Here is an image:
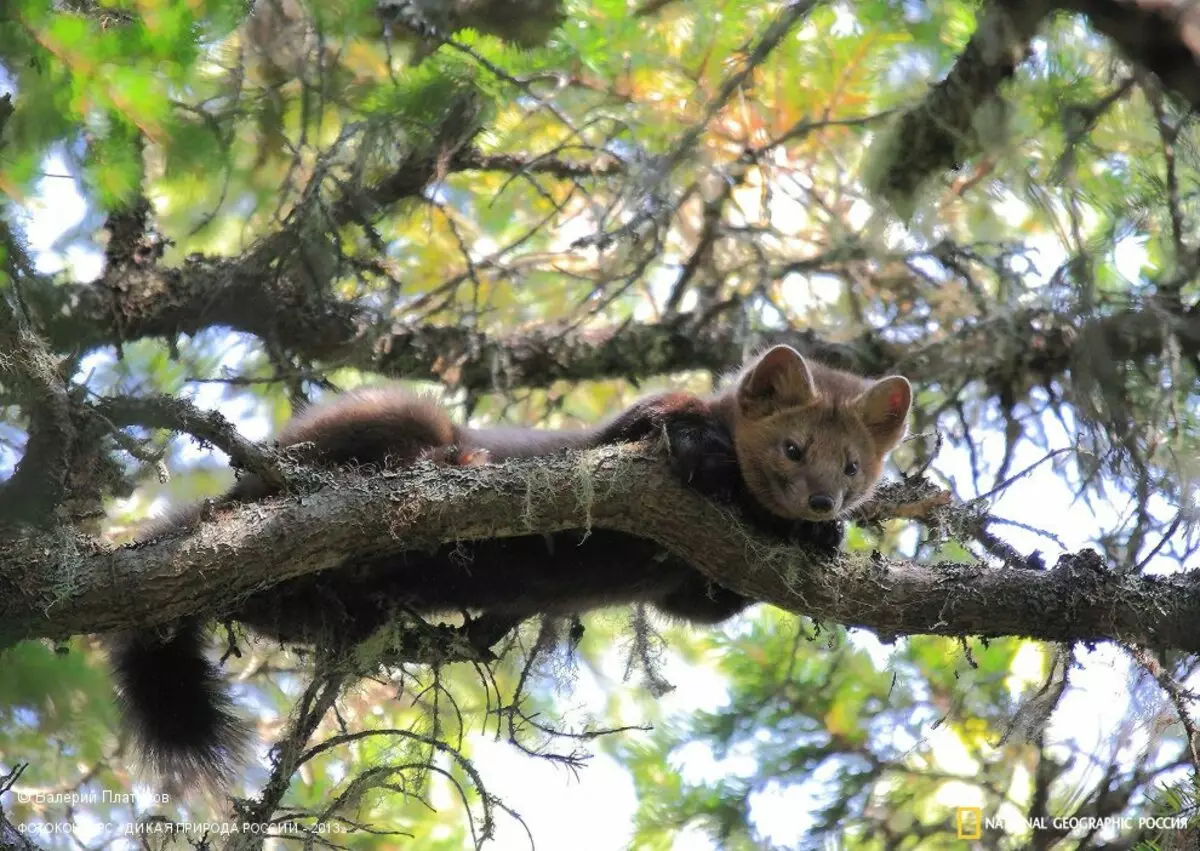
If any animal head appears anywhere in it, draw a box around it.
[732,345,912,521]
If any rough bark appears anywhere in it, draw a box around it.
[0,303,74,529]
[0,813,38,851]
[23,239,1199,397]
[867,0,1200,215]
[865,0,1054,216]
[2,444,1197,653]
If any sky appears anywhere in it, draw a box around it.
[12,140,1190,849]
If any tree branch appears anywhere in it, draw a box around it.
[3,445,1198,652]
[92,394,287,489]
[866,0,1200,215]
[0,808,39,851]
[0,297,73,529]
[24,229,1200,399]
[864,0,1053,217]
[1062,0,1200,110]
[19,90,484,368]
[452,148,625,179]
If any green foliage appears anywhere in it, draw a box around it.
[0,1,245,201]
[0,640,119,789]
[0,0,1196,847]
[618,614,1048,847]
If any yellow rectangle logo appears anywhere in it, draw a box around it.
[956,807,982,839]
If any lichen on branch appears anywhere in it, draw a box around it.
[2,444,1197,654]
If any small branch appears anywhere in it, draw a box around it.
[573,0,818,250]
[853,478,952,524]
[92,394,286,488]
[452,149,624,179]
[0,93,13,143]
[663,165,742,318]
[1127,645,1200,766]
[0,763,41,851]
[327,91,483,228]
[228,659,347,851]
[665,0,818,171]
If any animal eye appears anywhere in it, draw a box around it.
[783,440,806,462]
[844,460,860,476]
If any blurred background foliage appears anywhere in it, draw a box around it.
[0,0,1197,847]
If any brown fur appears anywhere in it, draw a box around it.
[271,385,605,467]
[708,346,912,521]
[277,389,458,464]
[112,348,911,790]
[268,347,911,524]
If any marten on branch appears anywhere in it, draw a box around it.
[109,345,912,789]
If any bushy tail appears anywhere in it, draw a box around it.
[109,622,247,788]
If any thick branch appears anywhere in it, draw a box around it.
[1063,0,1200,110]
[0,299,73,528]
[20,92,483,364]
[24,231,1200,398]
[867,0,1200,212]
[3,445,1198,652]
[864,0,1052,216]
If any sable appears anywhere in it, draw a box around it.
[109,345,912,788]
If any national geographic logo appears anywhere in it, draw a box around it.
[952,808,1187,839]
[955,807,982,840]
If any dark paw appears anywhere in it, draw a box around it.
[737,503,843,552]
[594,394,740,501]
[419,445,491,466]
[653,576,752,624]
[790,518,844,554]
[463,612,520,649]
[597,392,708,443]
[665,417,740,503]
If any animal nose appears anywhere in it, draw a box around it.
[808,494,835,514]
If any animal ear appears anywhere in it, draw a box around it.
[737,345,818,419]
[854,375,912,450]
